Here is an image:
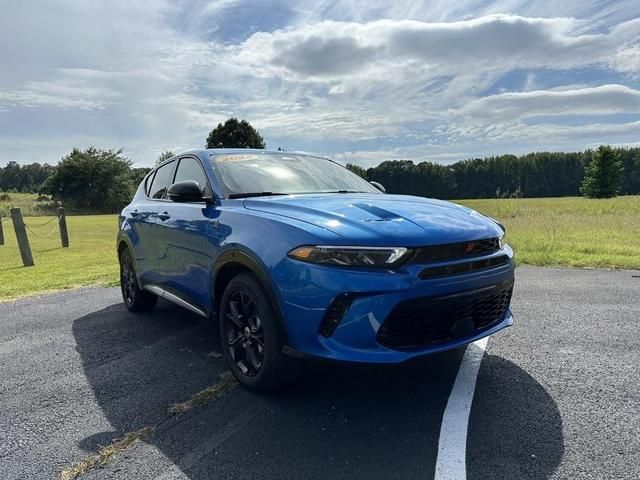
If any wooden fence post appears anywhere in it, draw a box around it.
[0,213,4,245]
[58,207,69,248]
[10,208,34,267]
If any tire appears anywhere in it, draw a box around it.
[219,273,300,391]
[119,248,158,312]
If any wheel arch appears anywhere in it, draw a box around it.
[116,233,143,285]
[212,249,289,342]
[117,238,129,258]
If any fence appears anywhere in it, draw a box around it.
[0,207,69,267]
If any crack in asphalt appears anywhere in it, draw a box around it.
[57,372,237,480]
[59,427,153,480]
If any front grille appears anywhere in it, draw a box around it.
[409,237,500,264]
[419,254,510,279]
[376,279,513,350]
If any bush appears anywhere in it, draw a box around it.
[0,193,11,201]
[42,147,135,213]
[33,200,60,215]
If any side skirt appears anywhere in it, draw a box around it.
[144,285,209,318]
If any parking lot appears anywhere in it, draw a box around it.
[1,266,638,479]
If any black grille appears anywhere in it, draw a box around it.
[376,279,513,350]
[419,255,510,280]
[409,237,500,264]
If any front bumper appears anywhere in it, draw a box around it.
[273,246,515,364]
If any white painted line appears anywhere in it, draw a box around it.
[434,337,489,480]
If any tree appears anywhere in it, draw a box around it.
[0,161,24,191]
[130,167,152,187]
[205,118,266,149]
[155,150,174,166]
[0,161,56,192]
[580,145,624,198]
[42,147,135,213]
[346,163,368,180]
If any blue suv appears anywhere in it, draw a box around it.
[117,149,514,390]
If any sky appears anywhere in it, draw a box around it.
[1,0,639,168]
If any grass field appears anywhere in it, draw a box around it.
[1,195,639,301]
[0,214,119,301]
[458,196,640,270]
[0,192,59,217]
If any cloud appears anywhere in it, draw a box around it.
[611,44,640,75]
[237,15,640,78]
[455,84,640,120]
[271,36,379,76]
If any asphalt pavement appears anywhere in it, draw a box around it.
[0,266,638,479]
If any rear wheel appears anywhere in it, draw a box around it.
[119,248,157,312]
[220,273,300,391]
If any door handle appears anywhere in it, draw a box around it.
[130,209,139,217]
[158,211,170,221]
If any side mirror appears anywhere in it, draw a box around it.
[167,180,205,203]
[370,181,386,193]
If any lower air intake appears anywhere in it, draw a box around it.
[319,293,355,338]
[376,279,513,350]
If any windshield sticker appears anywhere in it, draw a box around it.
[216,154,258,163]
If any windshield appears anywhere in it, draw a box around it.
[210,152,379,198]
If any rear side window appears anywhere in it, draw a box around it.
[144,172,156,196]
[174,157,209,191]
[148,161,174,199]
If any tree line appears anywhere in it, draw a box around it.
[0,161,56,193]
[348,146,640,199]
[1,117,638,213]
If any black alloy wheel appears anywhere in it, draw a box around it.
[224,289,265,376]
[119,248,157,312]
[219,273,300,391]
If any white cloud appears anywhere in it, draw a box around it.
[611,45,640,75]
[455,84,640,120]
[235,15,640,79]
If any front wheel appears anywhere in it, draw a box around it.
[119,248,157,312]
[219,273,300,391]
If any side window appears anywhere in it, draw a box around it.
[144,171,156,196]
[173,157,209,192]
[148,162,174,199]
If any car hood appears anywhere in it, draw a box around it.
[243,193,503,246]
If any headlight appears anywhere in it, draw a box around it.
[488,216,506,234]
[288,245,410,268]
[482,215,506,249]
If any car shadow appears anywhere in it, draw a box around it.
[467,352,565,479]
[72,303,563,479]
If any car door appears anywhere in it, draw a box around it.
[154,155,217,311]
[130,161,177,285]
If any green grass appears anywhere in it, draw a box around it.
[1,214,119,301]
[0,192,59,217]
[1,195,639,301]
[457,196,640,270]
